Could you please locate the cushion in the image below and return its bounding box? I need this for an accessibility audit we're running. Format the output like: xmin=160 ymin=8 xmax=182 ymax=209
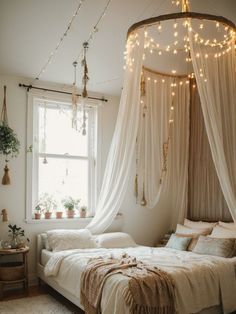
xmin=176 ymin=224 xmax=212 ymax=236
xmin=175 ymin=233 xmax=200 ymax=251
xmin=192 ymin=235 xmax=235 ymax=258
xmin=166 ymin=234 xmax=191 ymax=251
xmin=219 ymin=221 xmax=236 ymax=230
xmin=41 ymin=233 xmax=51 ymax=251
xmin=184 ymin=218 xmax=216 ymax=229
xmin=94 ymin=232 xmax=136 ymax=248
xmin=209 ymin=225 xmax=236 ymax=238
xmin=46 ymin=229 xmax=92 ymax=251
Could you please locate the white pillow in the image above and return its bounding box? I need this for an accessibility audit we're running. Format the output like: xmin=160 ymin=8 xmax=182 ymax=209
xmin=219 ymin=221 xmax=236 ymax=230
xmin=176 ymin=224 xmax=212 ymax=236
xmin=46 ymin=229 xmax=92 ymax=251
xmin=94 ymin=232 xmax=137 ymax=248
xmin=184 ymin=218 xmax=216 ymax=229
xmin=209 ymin=225 xmax=236 ymax=238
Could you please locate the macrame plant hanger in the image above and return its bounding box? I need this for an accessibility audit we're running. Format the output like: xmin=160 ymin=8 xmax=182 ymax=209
xmin=1 ymin=86 xmax=10 ymax=185
xmin=81 ymin=41 xmax=89 ymax=136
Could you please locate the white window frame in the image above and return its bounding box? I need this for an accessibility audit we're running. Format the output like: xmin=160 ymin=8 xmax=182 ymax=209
xmin=26 ymin=90 xmax=101 ymax=221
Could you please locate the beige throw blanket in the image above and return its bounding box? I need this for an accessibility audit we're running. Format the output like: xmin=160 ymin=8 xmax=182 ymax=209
xmin=80 ymin=254 xmax=175 ymax=314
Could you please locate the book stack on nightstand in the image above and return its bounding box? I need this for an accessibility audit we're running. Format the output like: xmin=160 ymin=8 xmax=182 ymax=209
xmin=156 ymin=233 xmax=172 ymax=247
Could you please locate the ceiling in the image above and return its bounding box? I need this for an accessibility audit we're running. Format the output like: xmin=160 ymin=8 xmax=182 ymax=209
xmin=0 ymin=0 xmax=236 ymax=96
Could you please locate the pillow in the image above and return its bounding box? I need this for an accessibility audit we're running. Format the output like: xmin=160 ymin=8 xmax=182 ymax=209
xmin=41 ymin=233 xmax=51 ymax=251
xmin=192 ymin=235 xmax=235 ymax=258
xmin=94 ymin=232 xmax=136 ymax=248
xmin=176 ymin=224 xmax=212 ymax=236
xmin=46 ymin=229 xmax=92 ymax=251
xmin=219 ymin=221 xmax=236 ymax=230
xmin=165 ymin=234 xmax=191 ymax=251
xmin=184 ymin=218 xmax=216 ymax=229
xmin=175 ymin=233 xmax=200 ymax=251
xmin=209 ymin=225 xmax=236 ymax=238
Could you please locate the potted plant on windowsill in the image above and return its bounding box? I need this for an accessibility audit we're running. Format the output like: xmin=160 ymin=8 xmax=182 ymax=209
xmin=79 ymin=205 xmax=87 ymax=218
xmin=39 ymin=193 xmax=57 ymax=219
xmin=34 ymin=204 xmax=42 ymax=220
xmin=55 ymin=210 xmax=63 ymax=219
xmin=62 ymin=197 xmax=80 ymax=218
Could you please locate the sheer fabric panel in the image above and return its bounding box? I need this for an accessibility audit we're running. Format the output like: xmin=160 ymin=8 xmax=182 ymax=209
xmin=190 ymin=36 xmax=236 ymax=222
xmin=87 ymin=30 xmax=144 ymax=234
xmin=188 ymin=85 xmax=232 ymax=222
xmin=138 ymin=70 xmax=190 ymax=227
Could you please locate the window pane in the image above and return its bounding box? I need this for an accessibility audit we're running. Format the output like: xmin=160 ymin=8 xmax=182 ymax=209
xmin=38 ymin=104 xmax=88 ymax=156
xmin=38 ymin=157 xmax=88 ymax=210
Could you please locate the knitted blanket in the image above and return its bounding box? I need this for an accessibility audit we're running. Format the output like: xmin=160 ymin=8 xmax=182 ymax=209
xmin=80 ymin=254 xmax=175 ymax=314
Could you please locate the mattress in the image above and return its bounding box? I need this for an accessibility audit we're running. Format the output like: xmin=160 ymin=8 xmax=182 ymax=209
xmin=41 ymin=249 xmax=53 ymax=266
xmin=42 ymin=246 xmax=236 ymax=314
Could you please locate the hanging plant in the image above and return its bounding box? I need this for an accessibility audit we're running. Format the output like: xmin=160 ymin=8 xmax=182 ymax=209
xmin=0 ymin=123 xmax=20 ymax=157
xmin=0 ymin=86 xmax=20 ymax=185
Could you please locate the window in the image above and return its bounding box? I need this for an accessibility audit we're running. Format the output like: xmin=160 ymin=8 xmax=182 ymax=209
xmin=26 ymin=93 xmax=98 ymax=219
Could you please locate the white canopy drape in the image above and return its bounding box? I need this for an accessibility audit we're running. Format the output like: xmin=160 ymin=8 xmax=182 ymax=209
xmin=190 ymin=36 xmax=236 ymax=222
xmin=87 ymin=30 xmax=144 ymax=234
xmin=137 ymin=69 xmax=189 ymax=227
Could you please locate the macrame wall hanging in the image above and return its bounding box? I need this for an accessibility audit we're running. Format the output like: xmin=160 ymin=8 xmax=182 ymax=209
xmin=0 ymin=86 xmax=20 ymax=185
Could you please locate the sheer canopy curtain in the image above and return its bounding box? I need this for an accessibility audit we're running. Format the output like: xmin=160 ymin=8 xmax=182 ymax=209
xmin=137 ymin=69 xmax=189 ymax=228
xmin=86 ymin=30 xmax=144 ymax=234
xmin=190 ymin=35 xmax=236 ymax=222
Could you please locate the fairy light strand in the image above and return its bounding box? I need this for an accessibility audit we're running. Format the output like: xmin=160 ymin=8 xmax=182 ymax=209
xmin=34 ymin=0 xmax=86 ymax=81
xmin=74 ymin=0 xmax=113 ymax=63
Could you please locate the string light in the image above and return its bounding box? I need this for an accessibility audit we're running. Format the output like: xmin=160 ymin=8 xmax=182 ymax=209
xmin=34 ymin=0 xmax=86 ymax=81
xmin=74 ymin=0 xmax=113 ymax=63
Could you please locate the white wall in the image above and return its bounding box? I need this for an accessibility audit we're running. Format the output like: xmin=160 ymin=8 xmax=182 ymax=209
xmin=0 ymin=74 xmax=172 ymax=284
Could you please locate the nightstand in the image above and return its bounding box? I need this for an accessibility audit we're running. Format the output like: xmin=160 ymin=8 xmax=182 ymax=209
xmin=0 ymin=246 xmax=29 ymax=299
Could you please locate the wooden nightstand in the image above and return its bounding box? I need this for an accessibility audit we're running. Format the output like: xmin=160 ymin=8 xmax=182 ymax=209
xmin=0 ymin=246 xmax=29 ymax=299
xmin=156 ymin=233 xmax=172 ymax=247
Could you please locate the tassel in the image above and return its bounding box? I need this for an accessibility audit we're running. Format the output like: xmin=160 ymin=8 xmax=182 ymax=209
xmin=140 ymin=183 xmax=147 ymax=206
xmin=2 ymin=164 xmax=10 ymax=185
xmin=1 ymin=209 xmax=8 ymax=222
xmin=134 ymin=174 xmax=138 ymax=202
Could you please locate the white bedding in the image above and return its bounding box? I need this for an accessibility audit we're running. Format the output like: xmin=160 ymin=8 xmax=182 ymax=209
xmin=44 ymin=246 xmax=236 ymax=314
xmin=41 ymin=249 xmax=54 ymax=266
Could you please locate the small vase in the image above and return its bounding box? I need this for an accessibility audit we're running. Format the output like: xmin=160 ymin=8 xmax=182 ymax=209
xmin=56 ymin=211 xmax=63 ymax=219
xmin=44 ymin=212 xmax=52 ymax=219
xmin=11 ymin=236 xmax=18 ymax=249
xmin=79 ymin=210 xmax=86 ymax=218
xmin=67 ymin=210 xmax=75 ymax=218
xmin=35 ymin=213 xmax=41 ymax=220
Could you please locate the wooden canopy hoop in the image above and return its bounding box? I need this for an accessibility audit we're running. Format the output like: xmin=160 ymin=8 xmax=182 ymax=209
xmin=127 ymin=12 xmax=236 ymax=39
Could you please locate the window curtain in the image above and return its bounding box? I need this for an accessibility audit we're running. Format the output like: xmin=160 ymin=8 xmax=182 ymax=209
xmin=137 ymin=69 xmax=189 ymax=228
xmin=86 ymin=30 xmax=144 ymax=234
xmin=190 ymin=35 xmax=236 ymax=222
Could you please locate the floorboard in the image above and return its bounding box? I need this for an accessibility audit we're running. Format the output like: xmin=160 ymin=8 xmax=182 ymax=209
xmin=0 ymin=284 xmax=85 ymax=313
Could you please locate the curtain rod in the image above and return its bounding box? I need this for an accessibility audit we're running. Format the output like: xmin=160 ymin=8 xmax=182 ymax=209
xmin=18 ymin=83 xmax=108 ymax=102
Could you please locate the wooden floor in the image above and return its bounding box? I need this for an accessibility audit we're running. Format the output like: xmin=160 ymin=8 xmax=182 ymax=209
xmin=0 ymin=284 xmax=84 ymax=314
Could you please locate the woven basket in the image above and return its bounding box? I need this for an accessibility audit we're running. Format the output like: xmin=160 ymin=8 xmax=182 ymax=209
xmin=0 ymin=262 xmax=24 ymax=281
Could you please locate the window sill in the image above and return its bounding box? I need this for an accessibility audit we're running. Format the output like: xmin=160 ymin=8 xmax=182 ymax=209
xmin=25 ymin=217 xmax=93 ymax=224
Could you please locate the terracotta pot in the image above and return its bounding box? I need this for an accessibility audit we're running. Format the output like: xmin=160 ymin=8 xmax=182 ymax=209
xmin=79 ymin=210 xmax=86 ymax=218
xmin=34 ymin=213 xmax=41 ymax=220
xmin=67 ymin=210 xmax=75 ymax=218
xmin=44 ymin=212 xmax=52 ymax=219
xmin=56 ymin=211 xmax=63 ymax=219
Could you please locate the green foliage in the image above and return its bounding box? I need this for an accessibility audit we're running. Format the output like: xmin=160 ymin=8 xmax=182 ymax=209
xmin=80 ymin=205 xmax=87 ymax=212
xmin=0 ymin=123 xmax=20 ymax=159
xmin=8 ymin=224 xmax=30 ymax=243
xmin=39 ymin=193 xmax=57 ymax=212
xmin=62 ymin=196 xmax=80 ymax=210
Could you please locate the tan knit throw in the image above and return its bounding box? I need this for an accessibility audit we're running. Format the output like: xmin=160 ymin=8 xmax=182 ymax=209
xmin=80 ymin=255 xmax=175 ymax=314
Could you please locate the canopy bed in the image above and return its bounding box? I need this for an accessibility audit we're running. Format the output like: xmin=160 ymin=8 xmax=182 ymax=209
xmin=38 ymin=0 xmax=236 ymax=313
